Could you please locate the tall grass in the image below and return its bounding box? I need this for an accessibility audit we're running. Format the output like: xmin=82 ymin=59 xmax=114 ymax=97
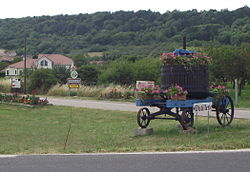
xmin=47 ymin=84 xmax=135 ymax=98
xmin=0 ymin=78 xmax=11 ymax=93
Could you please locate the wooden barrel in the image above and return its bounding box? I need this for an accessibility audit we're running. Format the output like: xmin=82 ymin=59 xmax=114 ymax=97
xmin=161 ymin=65 xmax=209 ymax=99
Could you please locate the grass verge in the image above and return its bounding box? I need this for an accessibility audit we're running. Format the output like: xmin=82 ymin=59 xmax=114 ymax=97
xmin=0 ymin=103 xmax=250 ymax=154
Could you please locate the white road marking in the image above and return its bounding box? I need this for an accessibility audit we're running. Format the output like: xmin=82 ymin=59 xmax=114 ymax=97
xmin=2 ymin=149 xmax=249 ymax=157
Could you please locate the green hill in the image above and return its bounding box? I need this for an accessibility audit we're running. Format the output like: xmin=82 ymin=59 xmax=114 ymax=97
xmin=0 ymin=6 xmax=249 ymax=58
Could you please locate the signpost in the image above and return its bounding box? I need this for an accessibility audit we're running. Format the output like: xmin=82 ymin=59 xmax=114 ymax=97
xmin=67 ymin=78 xmax=81 ymax=88
xmin=11 ymin=78 xmax=22 ymax=95
xmin=11 ymin=78 xmax=21 ymax=89
xmin=136 ymin=81 xmax=155 ymax=90
xmin=193 ymin=102 xmax=213 ymax=133
xmin=68 ymin=70 xmax=81 ymax=95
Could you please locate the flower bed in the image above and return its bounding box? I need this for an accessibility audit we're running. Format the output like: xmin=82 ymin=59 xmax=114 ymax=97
xmin=0 ymin=93 xmax=49 ymax=106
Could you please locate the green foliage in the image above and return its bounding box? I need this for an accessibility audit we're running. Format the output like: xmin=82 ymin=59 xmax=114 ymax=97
xmin=78 ymin=64 xmax=100 ymax=85
xmin=98 ymin=57 xmax=161 ymax=85
xmin=72 ymin=54 xmax=88 ymax=68
xmin=0 ymin=7 xmax=249 ymax=56
xmin=133 ymin=58 xmax=161 ymax=83
xmin=28 ymin=69 xmax=57 ymax=93
xmin=98 ymin=60 xmax=134 ymax=85
xmin=52 ymin=66 xmax=70 ymax=85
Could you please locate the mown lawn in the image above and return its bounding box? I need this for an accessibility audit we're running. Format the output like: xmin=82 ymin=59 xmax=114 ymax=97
xmin=0 ymin=103 xmax=250 ymax=154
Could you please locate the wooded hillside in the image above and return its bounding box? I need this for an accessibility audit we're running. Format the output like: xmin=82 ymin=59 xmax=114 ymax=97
xmin=0 ymin=6 xmax=249 ymax=58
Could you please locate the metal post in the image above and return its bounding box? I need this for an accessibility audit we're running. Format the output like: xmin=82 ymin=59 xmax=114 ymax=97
xmin=24 ymin=37 xmax=27 ymax=94
xmin=207 ymin=110 xmax=210 ymax=134
xmin=235 ymin=79 xmax=238 ymax=106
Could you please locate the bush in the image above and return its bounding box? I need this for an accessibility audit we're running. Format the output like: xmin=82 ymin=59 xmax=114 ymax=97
xmin=78 ymin=64 xmax=100 ymax=85
xmin=98 ymin=60 xmax=134 ymax=85
xmin=28 ymin=69 xmax=57 ymax=93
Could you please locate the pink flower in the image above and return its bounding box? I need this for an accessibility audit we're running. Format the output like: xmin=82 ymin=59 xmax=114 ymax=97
xmin=163 ymin=90 xmax=168 ymax=93
xmin=152 ymin=90 xmax=159 ymax=94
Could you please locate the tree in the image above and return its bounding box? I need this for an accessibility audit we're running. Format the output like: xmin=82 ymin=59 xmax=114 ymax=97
xmin=28 ymin=69 xmax=57 ymax=93
xmin=53 ymin=66 xmax=70 ymax=85
xmin=98 ymin=60 xmax=134 ymax=85
xmin=72 ymin=55 xmax=88 ymax=68
xmin=208 ymin=44 xmax=250 ymax=95
xmin=78 ymin=64 xmax=100 ymax=85
xmin=133 ymin=58 xmax=161 ymax=83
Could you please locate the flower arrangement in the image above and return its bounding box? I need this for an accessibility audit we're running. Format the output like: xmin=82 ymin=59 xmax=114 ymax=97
xmin=136 ymin=84 xmax=188 ymax=100
xmin=209 ymin=84 xmax=229 ymax=98
xmin=136 ymin=85 xmax=161 ymax=100
xmin=162 ymin=85 xmax=188 ymax=100
xmin=160 ymin=52 xmax=211 ymax=66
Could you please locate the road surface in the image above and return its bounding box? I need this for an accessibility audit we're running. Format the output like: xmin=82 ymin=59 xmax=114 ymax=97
xmin=1 ymin=150 xmax=250 ymax=172
xmin=46 ymin=97 xmax=250 ymax=119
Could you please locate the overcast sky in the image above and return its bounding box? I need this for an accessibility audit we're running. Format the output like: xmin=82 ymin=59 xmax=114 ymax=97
xmin=0 ymin=0 xmax=249 ymax=19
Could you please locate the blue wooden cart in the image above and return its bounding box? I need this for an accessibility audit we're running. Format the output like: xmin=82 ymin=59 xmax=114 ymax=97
xmin=135 ymin=95 xmax=234 ymax=130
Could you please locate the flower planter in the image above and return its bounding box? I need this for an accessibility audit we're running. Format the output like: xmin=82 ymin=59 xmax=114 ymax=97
xmin=161 ymin=65 xmax=209 ymax=99
xmin=171 ymin=95 xmax=187 ymax=100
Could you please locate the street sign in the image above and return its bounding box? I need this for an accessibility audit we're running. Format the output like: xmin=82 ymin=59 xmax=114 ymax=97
xmin=11 ymin=78 xmax=21 ymax=89
xmin=136 ymin=81 xmax=155 ymax=89
xmin=69 ymin=84 xmax=79 ymax=88
xmin=67 ymin=78 xmax=81 ymax=88
xmin=193 ymin=102 xmax=212 ymax=112
xmin=70 ymin=71 xmax=78 ymax=79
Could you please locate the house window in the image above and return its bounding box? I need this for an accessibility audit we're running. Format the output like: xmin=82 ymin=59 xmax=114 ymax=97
xmin=40 ymin=60 xmax=48 ymax=67
xmin=14 ymin=70 xmax=17 ymax=75
xmin=6 ymin=70 xmax=9 ymax=76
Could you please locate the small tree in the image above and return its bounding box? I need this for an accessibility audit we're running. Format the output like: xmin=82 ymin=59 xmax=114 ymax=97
xmin=78 ymin=64 xmax=100 ymax=85
xmin=98 ymin=60 xmax=134 ymax=85
xmin=208 ymin=44 xmax=250 ymax=95
xmin=29 ymin=69 xmax=57 ymax=93
xmin=53 ymin=66 xmax=70 ymax=85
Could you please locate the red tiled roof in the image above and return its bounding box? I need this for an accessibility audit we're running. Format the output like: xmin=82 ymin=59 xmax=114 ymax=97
xmin=38 ymin=54 xmax=73 ymax=65
xmin=0 ymin=56 xmax=14 ymax=62
xmin=8 ymin=58 xmax=37 ymax=69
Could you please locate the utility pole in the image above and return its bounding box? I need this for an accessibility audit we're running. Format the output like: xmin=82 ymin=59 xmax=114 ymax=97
xmin=183 ymin=36 xmax=186 ymax=50
xmin=24 ymin=37 xmax=27 ymax=94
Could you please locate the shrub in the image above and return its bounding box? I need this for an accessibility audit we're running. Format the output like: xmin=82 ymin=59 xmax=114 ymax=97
xmin=28 ymin=69 xmax=57 ymax=93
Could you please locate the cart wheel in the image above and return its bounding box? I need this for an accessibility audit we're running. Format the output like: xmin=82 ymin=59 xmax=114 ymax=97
xmin=180 ymin=109 xmax=194 ymax=130
xmin=137 ymin=108 xmax=151 ymax=128
xmin=216 ymin=96 xmax=234 ymax=127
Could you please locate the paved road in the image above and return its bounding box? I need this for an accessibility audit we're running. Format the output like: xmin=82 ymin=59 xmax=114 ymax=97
xmin=47 ymin=97 xmax=250 ymax=119
xmin=1 ymin=150 xmax=250 ymax=172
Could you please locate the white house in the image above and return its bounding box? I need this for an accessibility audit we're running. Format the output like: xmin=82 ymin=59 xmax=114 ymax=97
xmin=4 ymin=54 xmax=74 ymax=76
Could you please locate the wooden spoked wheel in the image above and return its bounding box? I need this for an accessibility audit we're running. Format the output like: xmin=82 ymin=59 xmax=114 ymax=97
xmin=180 ymin=109 xmax=194 ymax=130
xmin=137 ymin=108 xmax=151 ymax=128
xmin=216 ymin=96 xmax=234 ymax=127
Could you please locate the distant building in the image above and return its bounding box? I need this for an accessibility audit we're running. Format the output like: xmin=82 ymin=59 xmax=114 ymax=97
xmin=4 ymin=54 xmax=74 ymax=76
xmin=0 ymin=56 xmax=14 ymax=62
